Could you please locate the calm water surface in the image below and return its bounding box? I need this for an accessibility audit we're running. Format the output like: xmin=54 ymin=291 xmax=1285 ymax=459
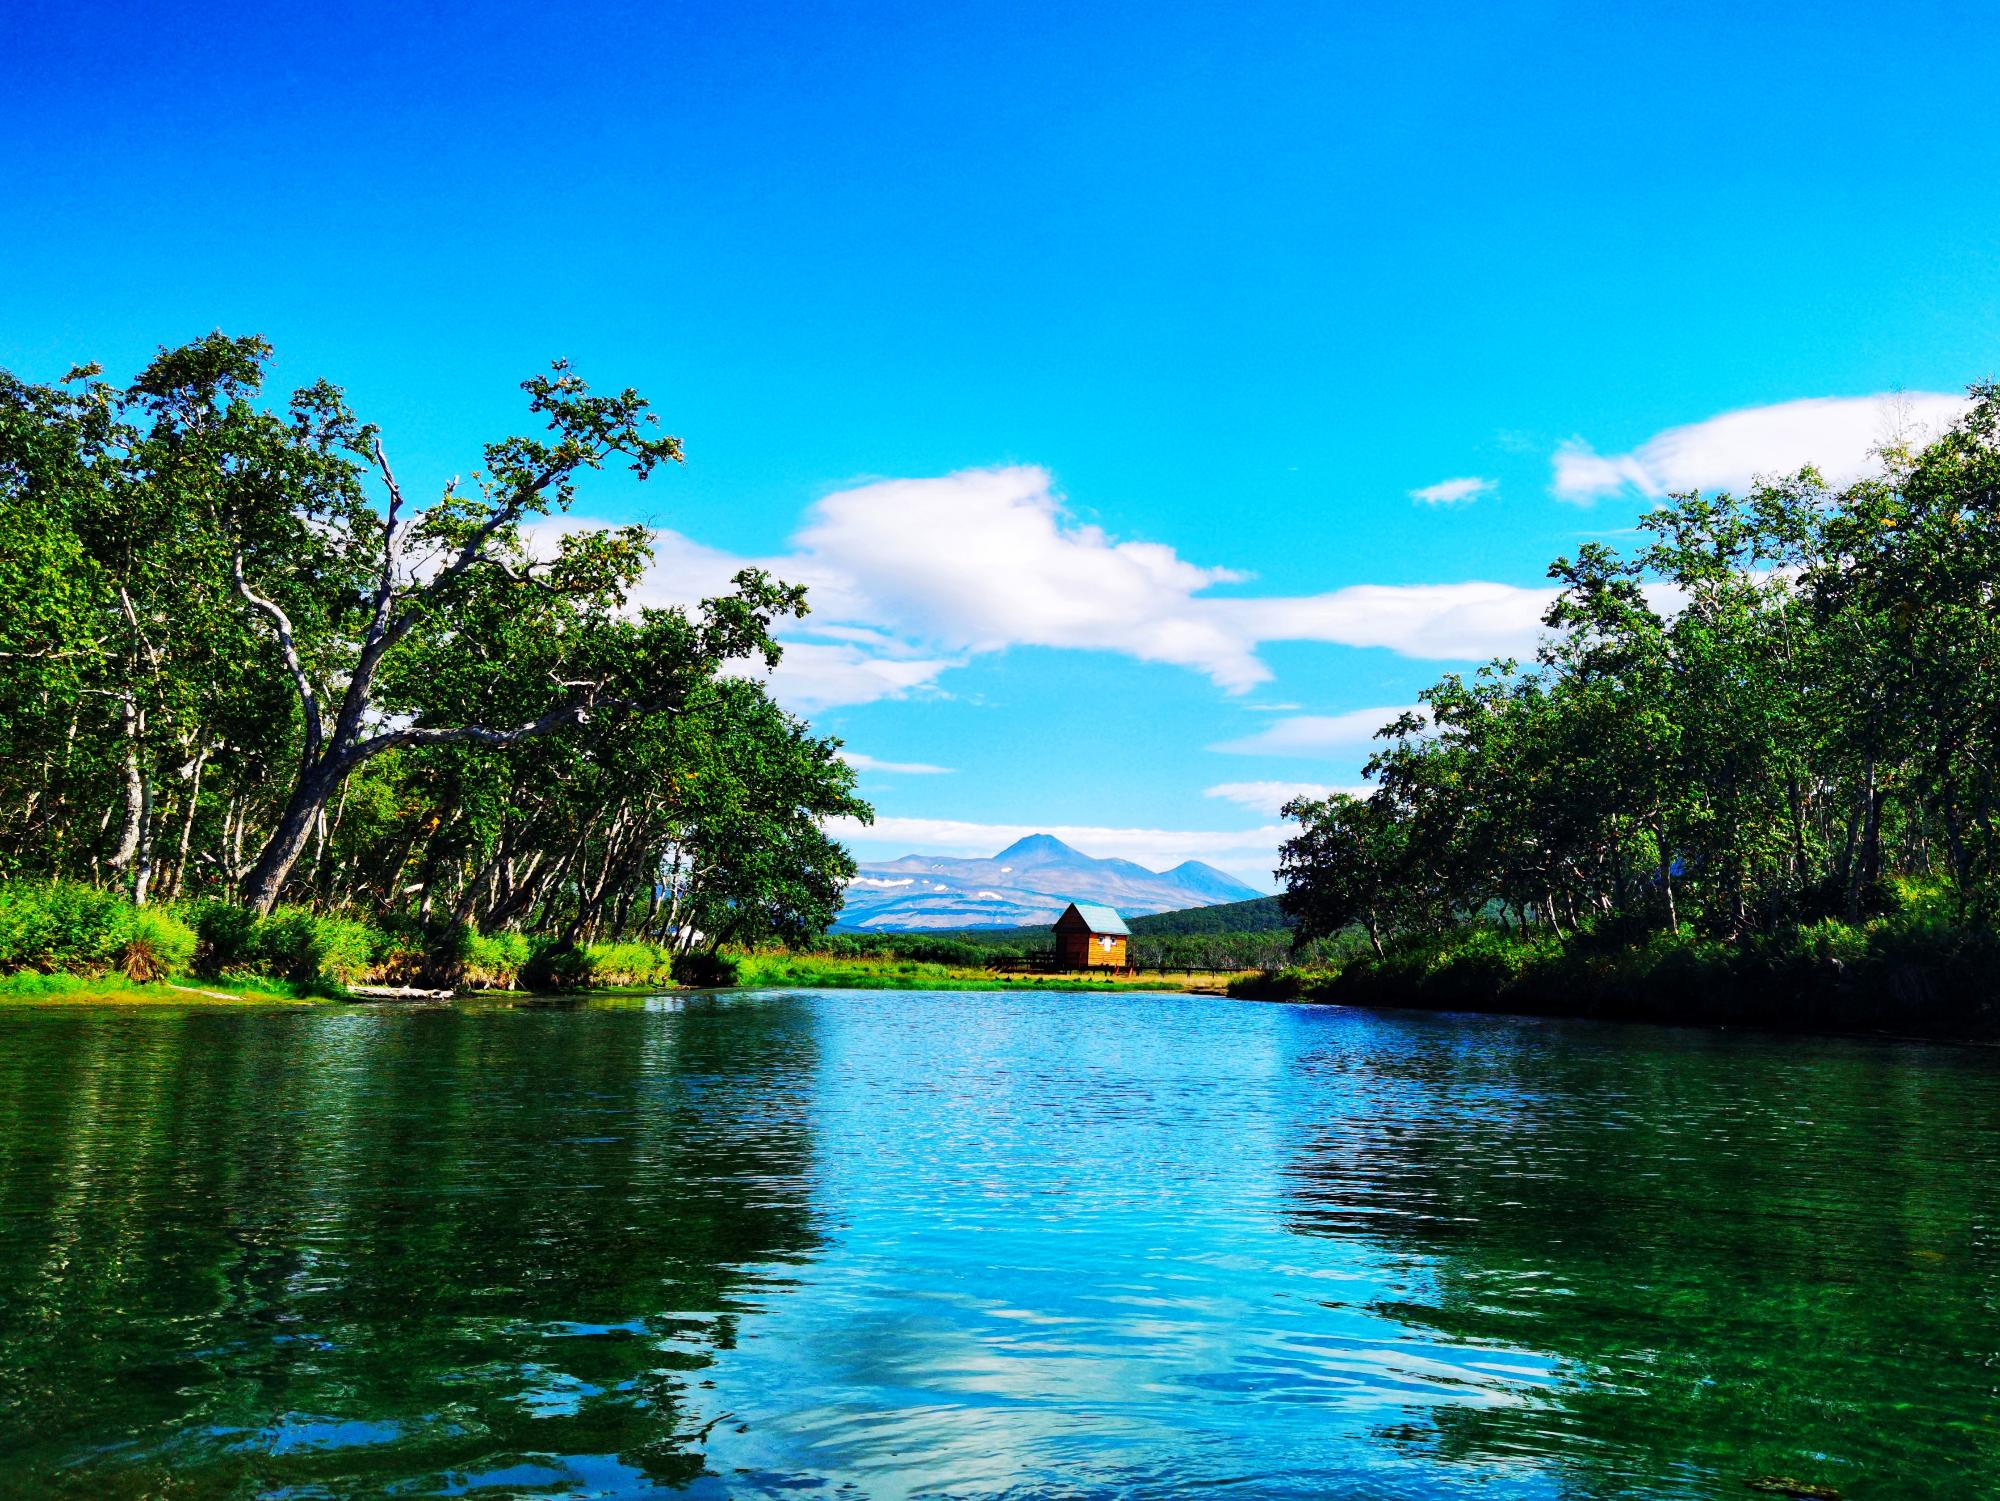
xmin=0 ymin=990 xmax=1995 ymax=1499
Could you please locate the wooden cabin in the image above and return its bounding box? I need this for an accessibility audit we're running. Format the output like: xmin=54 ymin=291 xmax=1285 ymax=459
xmin=1054 ymin=902 xmax=1130 ymax=969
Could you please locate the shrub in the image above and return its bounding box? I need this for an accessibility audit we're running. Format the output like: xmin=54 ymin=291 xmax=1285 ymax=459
xmin=1790 ymin=918 xmax=1870 ymax=968
xmin=172 ymin=899 xmax=380 ymax=987
xmin=117 ymin=907 xmax=197 ymax=982
xmin=369 ymin=915 xmax=443 ymax=986
xmin=303 ymin=915 xmax=377 ymax=986
xmin=1887 ymin=875 xmax=1955 ymax=924
xmin=582 ymin=941 xmax=674 ymax=987
xmin=521 ymin=938 xmax=594 ymax=992
xmin=0 ymin=883 xmax=198 ymax=982
xmin=369 ymin=931 xmax=429 ymax=985
xmin=239 ymin=907 xmax=317 ymax=980
xmin=1228 ymin=966 xmax=1309 ymax=1001
xmin=0 ymin=881 xmax=137 ymax=974
xmin=464 ymin=930 xmax=531 ymax=988
xmin=181 ymin=898 xmax=259 ymax=974
xmin=195 ymin=906 xmax=378 ymax=988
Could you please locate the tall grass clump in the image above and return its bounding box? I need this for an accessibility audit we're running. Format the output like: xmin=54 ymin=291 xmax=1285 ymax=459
xmin=464 ymin=930 xmax=531 ymax=988
xmin=117 ymin=907 xmax=198 ymax=981
xmin=582 ymin=941 xmax=675 ymax=987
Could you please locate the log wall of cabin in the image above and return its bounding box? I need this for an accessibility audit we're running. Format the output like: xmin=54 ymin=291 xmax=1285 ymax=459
xmin=1057 ymin=931 xmax=1127 ymax=967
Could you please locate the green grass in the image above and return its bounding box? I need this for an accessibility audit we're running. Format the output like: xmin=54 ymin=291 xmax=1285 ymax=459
xmin=0 ymin=971 xmax=335 ymax=1005
xmin=721 ymin=952 xmax=1251 ymax=992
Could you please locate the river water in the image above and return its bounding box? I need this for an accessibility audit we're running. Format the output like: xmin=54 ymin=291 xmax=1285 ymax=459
xmin=0 ymin=989 xmax=1995 ymax=1499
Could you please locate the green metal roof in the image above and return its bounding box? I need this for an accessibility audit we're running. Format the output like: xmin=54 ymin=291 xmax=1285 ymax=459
xmin=1058 ymin=902 xmax=1130 ymax=936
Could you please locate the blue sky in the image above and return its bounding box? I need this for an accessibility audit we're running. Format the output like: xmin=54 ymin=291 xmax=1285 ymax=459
xmin=5 ymin=0 xmax=1996 ymax=886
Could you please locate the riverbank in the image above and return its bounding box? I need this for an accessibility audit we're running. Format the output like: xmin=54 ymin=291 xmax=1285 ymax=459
xmin=0 ymin=879 xmax=1263 ymax=1004
xmin=0 ymin=972 xmax=336 ymax=1006
xmin=1230 ymin=916 xmax=2000 ymax=1041
xmin=721 ymin=952 xmax=1249 ymax=993
xmin=0 ymin=959 xmax=1249 ymax=1006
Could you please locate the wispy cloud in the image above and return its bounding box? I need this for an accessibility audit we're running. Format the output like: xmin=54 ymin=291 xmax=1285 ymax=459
xmin=1410 ymin=475 xmax=1495 ymax=506
xmin=1553 ymin=391 xmax=1969 ymax=505
xmin=744 ymin=641 xmax=961 ymax=712
xmin=837 ymin=751 xmax=955 ymax=775
xmin=1203 ymin=780 xmax=1369 ymax=816
xmin=1221 ymin=584 xmax=1551 ymax=663
xmin=1210 ymin=704 xmax=1424 ymax=757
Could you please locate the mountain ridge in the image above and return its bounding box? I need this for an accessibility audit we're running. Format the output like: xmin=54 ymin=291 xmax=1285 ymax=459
xmin=836 ymin=834 xmax=1265 ymax=931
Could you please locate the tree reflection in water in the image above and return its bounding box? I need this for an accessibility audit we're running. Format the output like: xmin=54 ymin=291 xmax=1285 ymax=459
xmin=5 ymin=995 xmax=2000 ymax=1501
xmin=1278 ymin=1011 xmax=2000 ymax=1500
xmin=0 ymin=997 xmax=824 ymax=1497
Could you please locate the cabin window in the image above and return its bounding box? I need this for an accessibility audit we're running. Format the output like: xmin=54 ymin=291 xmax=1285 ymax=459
xmin=1099 ymin=935 xmax=1112 ymax=951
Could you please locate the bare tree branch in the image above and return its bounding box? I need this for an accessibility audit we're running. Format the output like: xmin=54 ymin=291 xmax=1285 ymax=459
xmin=232 ymin=550 xmax=324 ymax=761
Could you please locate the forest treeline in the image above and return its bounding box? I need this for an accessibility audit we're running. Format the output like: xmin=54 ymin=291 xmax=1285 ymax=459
xmin=1271 ymin=385 xmax=2000 ymax=1032
xmin=0 ymin=335 xmax=868 ymax=985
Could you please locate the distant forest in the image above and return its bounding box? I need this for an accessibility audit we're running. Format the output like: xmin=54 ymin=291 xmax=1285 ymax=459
xmin=924 ymin=894 xmax=1288 ymax=941
xmin=821 ymin=896 xmax=1304 ymax=970
xmin=1132 ymin=896 xmax=1288 ymax=934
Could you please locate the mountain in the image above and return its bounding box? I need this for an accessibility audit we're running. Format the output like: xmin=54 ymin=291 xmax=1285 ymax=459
xmin=1162 ymin=860 xmax=1263 ymax=903
xmin=835 ymin=895 xmax=1294 ymax=949
xmin=836 ymin=834 xmax=1265 ymax=931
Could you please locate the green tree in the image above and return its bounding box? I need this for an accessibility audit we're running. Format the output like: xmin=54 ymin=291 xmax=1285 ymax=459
xmin=1278 ymin=791 xmax=1411 ymax=957
xmin=0 ymin=334 xmax=875 ymax=957
xmin=1276 ymin=384 xmax=2000 ymax=963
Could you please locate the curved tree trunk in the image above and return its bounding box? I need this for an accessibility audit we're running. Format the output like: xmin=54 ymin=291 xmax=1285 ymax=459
xmin=240 ymin=763 xmax=344 ymax=915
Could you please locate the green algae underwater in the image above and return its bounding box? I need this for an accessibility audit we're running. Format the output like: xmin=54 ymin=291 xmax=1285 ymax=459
xmin=0 ymin=988 xmax=1994 ymax=1499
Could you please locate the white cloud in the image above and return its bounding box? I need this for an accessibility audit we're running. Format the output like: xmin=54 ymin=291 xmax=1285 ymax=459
xmin=1410 ymin=475 xmax=1496 ymax=506
xmin=837 ymin=751 xmax=955 ymax=775
xmin=556 ymin=470 xmax=1553 ymax=710
xmin=1210 ymin=704 xmax=1425 ymax=757
xmin=1553 ymin=391 xmax=1969 ymax=504
xmin=1203 ymin=781 xmax=1371 ymax=816
xmin=825 ymin=813 xmax=1284 ymax=887
xmin=794 ymin=466 xmax=1271 ymax=689
xmin=791 ymin=470 xmax=1553 ymax=684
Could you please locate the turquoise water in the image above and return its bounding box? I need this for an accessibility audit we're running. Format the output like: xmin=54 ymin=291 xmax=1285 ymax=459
xmin=0 ymin=989 xmax=1996 ymax=1498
